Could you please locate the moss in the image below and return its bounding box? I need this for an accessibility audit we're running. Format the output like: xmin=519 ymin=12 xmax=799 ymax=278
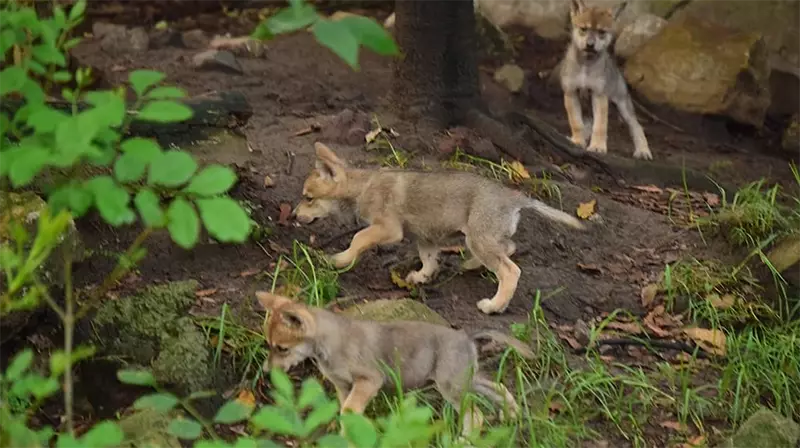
xmin=719 ymin=409 xmax=799 ymax=448
xmin=342 ymin=298 xmax=450 ymax=327
xmin=92 ymin=280 xmax=212 ymax=391
xmin=118 ymin=408 xmax=181 ymax=448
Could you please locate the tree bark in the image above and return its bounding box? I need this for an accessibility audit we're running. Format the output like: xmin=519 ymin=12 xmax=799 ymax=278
xmin=391 ymin=0 xmax=481 ymax=126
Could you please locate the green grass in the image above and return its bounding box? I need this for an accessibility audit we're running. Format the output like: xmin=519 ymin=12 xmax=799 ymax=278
xmin=268 ymin=240 xmax=340 ymax=308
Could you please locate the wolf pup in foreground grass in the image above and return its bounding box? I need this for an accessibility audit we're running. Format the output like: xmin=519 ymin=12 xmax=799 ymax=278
xmin=560 ymin=0 xmax=653 ymax=160
xmin=296 ymin=142 xmax=585 ymax=314
xmin=256 ymin=291 xmax=534 ymax=437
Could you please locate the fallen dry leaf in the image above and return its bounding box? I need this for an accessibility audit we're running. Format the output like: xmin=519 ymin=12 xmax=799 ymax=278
xmin=195 ymin=288 xmax=218 ymax=298
xmin=558 ymin=334 xmax=582 ymax=350
xmin=679 ymin=435 xmax=706 ymax=448
xmin=236 ymin=389 xmax=256 ymax=408
xmin=278 ymin=203 xmax=292 ymax=226
xmin=683 ymin=327 xmax=726 ymax=356
xmin=659 ymin=420 xmax=686 ymax=432
xmin=644 ymin=311 xmax=672 ymax=337
xmin=309 ymin=234 xmax=317 ymax=245
xmin=508 ymin=160 xmax=530 ymax=180
xmin=577 ymin=263 xmax=603 ymax=275
xmin=605 ymin=321 xmax=644 ymax=335
xmin=365 ymin=128 xmax=382 ymax=143
xmin=707 ymin=293 xmax=735 ymax=310
xmin=632 ymin=185 xmax=663 ymax=194
xmin=390 ymin=269 xmax=412 ymax=290
xmin=576 ymin=199 xmax=597 ymax=219
xmin=239 ymin=267 xmax=261 ymax=278
xmin=640 ymin=283 xmax=659 ymax=308
xmin=263 ymin=175 xmax=274 ymax=188
xmin=703 ymin=192 xmax=720 ymax=207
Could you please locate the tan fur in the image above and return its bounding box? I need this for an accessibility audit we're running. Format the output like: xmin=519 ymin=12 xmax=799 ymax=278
xmin=298 ymin=143 xmax=585 ymax=315
xmin=256 ymin=291 xmax=534 ymax=437
xmin=560 ymin=0 xmax=653 ymax=160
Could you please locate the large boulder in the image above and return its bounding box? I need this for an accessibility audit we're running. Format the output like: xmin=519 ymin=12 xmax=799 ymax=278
xmin=716 ymin=408 xmax=799 ymax=448
xmin=624 ymin=16 xmax=771 ymax=127
xmin=614 ymin=13 xmax=666 ymax=60
xmin=118 ymin=408 xmax=181 ymax=448
xmin=342 ymin=298 xmax=450 ymax=326
xmin=89 ymin=280 xmax=213 ymax=392
xmin=671 ymin=0 xmax=800 ymax=118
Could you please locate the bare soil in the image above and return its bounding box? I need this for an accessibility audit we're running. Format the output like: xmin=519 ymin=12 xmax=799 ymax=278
xmin=8 ymin=4 xmax=799 ymax=447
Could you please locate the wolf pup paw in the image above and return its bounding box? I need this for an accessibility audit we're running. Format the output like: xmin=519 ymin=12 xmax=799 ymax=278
xmin=587 ymin=142 xmax=608 ymax=154
xmin=477 ymin=298 xmax=505 ymax=314
xmin=633 ymin=147 xmax=653 ymax=160
xmin=329 ymin=251 xmax=355 ymax=269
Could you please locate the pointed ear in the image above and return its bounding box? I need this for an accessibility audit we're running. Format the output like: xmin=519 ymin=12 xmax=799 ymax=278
xmin=314 ymin=142 xmax=346 ymax=181
xmin=280 ymin=309 xmax=313 ymax=334
xmin=611 ymin=1 xmax=628 ymax=20
xmin=255 ymin=291 xmax=291 ymax=311
xmin=570 ymin=0 xmax=585 ymax=15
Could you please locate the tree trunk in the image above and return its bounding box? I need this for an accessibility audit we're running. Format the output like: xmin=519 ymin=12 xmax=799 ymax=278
xmin=391 ymin=0 xmax=481 ymax=126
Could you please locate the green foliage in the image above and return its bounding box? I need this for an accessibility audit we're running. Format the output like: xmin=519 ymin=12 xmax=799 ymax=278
xmin=251 ymin=0 xmax=398 ymax=70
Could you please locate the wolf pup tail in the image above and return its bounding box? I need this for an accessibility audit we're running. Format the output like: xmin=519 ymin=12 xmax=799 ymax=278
xmin=470 ymin=330 xmax=535 ymax=359
xmin=525 ymin=199 xmax=585 ymax=230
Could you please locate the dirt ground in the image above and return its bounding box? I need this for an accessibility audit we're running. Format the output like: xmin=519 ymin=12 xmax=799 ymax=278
xmin=15 ymin=4 xmax=799 ymax=446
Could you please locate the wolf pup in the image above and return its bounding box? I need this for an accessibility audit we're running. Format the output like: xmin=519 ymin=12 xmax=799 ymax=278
xmin=559 ymin=0 xmax=653 ymax=160
xmin=299 ymin=142 xmax=585 ymax=315
xmin=256 ymin=291 xmax=534 ymax=436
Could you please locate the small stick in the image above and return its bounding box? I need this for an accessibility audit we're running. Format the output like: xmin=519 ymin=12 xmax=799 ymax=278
xmin=633 ymin=99 xmax=686 ymax=134
xmin=293 ymin=123 xmax=321 ymax=137
xmin=285 ymin=150 xmax=296 ymax=175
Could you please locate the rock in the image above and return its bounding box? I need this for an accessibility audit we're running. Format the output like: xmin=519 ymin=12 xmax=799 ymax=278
xmin=716 ymin=409 xmax=799 ymax=448
xmin=614 ymin=13 xmax=667 ymax=59
xmin=342 ymin=298 xmax=449 ymax=327
xmin=669 ymin=0 xmax=800 ymax=119
xmin=782 ymin=114 xmax=800 ymax=153
xmin=118 ymin=408 xmax=181 ymax=448
xmin=493 ymin=64 xmax=525 ymax=93
xmin=181 ymin=29 xmax=209 ymax=49
xmin=624 ymin=16 xmax=771 ymax=128
xmin=320 ymin=109 xmax=371 ymax=146
xmin=99 ymin=25 xmax=149 ymax=54
xmin=89 ymin=280 xmax=213 ymax=392
xmin=192 ymin=50 xmax=243 ymax=74
xmin=149 ymin=28 xmax=182 ymax=48
xmin=92 ymin=22 xmax=122 ymax=39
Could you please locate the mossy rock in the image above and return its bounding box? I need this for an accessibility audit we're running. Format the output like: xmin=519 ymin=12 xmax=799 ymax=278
xmin=342 ymin=298 xmax=449 ymax=327
xmin=90 ymin=280 xmax=212 ymax=392
xmin=117 ymin=408 xmax=181 ymax=448
xmin=716 ymin=409 xmax=800 ymax=448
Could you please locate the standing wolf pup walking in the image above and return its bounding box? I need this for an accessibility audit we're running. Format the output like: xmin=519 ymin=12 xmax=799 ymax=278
xmin=559 ymin=0 xmax=653 ymax=160
xmin=297 ymin=142 xmax=584 ymax=315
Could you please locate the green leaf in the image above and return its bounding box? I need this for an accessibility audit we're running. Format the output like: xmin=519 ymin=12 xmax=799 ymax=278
xmin=148 ymin=150 xmax=197 ymax=187
xmin=167 ymin=198 xmax=200 ymax=249
xmin=20 ymin=78 xmax=46 ymax=103
xmin=269 ymin=368 xmax=295 ymax=403
xmin=121 ymin=137 xmax=162 ymax=157
xmin=137 ymin=100 xmax=193 ymax=123
xmin=316 ymin=434 xmax=349 ymax=448
xmin=55 ymin=434 xmax=79 ymax=448
xmin=0 ymin=66 xmax=27 ymax=96
xmin=129 ymin=70 xmax=165 ymax=96
xmin=9 ymin=146 xmax=48 ymax=187
xmin=145 ymin=86 xmax=186 ymax=99
xmin=28 ymin=375 xmax=60 ymax=399
xmin=48 ymin=184 xmax=93 ymax=217
xmin=134 ymin=189 xmax=165 ymax=228
xmin=117 ymin=369 xmax=156 ymax=387
xmin=251 ymin=23 xmax=273 ymax=41
xmin=86 ymin=176 xmax=136 ymax=226
xmin=80 ymin=421 xmax=124 ymax=448
xmin=6 ymin=349 xmax=33 ymax=381
xmin=167 ymin=418 xmax=203 ymax=440
xmin=133 ymin=392 xmax=180 ymax=413
xmin=312 ymin=19 xmax=359 ymax=69
xmin=83 ymin=91 xmax=126 ymax=128
xmin=264 ymin=3 xmax=319 ymax=34
xmin=302 ymin=400 xmax=338 ymax=436
xmin=184 ymin=165 xmax=237 ymax=196
xmin=196 ymin=197 xmax=251 ymax=243
xmin=298 ymin=379 xmax=326 ymax=409
xmin=69 ymin=0 xmax=87 ymax=22
xmin=341 ymin=413 xmax=378 ymax=448
xmin=195 ymin=441 xmax=232 ymax=448
xmin=64 ymin=36 xmax=82 ymax=50
xmin=114 ymin=152 xmax=148 ymax=182
xmin=31 ymin=43 xmax=67 ymax=66
xmin=0 ymin=29 xmax=18 ymax=56
xmin=213 ymin=400 xmax=253 ymax=424
xmin=52 ymin=71 xmax=72 ymax=83
xmin=187 ymin=390 xmax=217 ymax=401
xmin=338 ymin=16 xmax=398 ymax=56
xmin=49 ymin=345 xmax=96 ymax=376
xmin=250 ymin=406 xmax=300 ymax=436
xmin=27 ymin=106 xmax=69 ymax=133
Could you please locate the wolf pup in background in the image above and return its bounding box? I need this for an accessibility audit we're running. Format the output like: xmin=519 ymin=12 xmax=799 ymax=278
xmin=559 ymin=0 xmax=653 ymax=160
xmin=298 ymin=142 xmax=585 ymax=314
xmin=256 ymin=291 xmax=534 ymax=437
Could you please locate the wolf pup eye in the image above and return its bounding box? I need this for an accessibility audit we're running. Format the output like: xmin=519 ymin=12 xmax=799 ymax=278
xmin=272 ymin=345 xmax=290 ymax=355
xmin=597 ymin=30 xmax=607 ymax=38
xmin=579 ymin=27 xmax=588 ymax=34
xmin=303 ymin=194 xmax=314 ymax=202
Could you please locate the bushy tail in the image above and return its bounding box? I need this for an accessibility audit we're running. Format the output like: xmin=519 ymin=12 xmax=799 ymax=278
xmin=472 ymin=377 xmax=520 ymax=419
xmin=525 ymin=198 xmax=585 ymax=230
xmin=470 ymin=330 xmax=535 ymax=359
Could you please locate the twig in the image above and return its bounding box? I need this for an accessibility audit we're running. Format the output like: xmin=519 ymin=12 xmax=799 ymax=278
xmin=633 ymin=99 xmax=686 ymax=134
xmin=292 ymin=123 xmax=321 ymax=137
xmin=285 ymin=150 xmax=296 ymax=175
xmin=63 ymin=245 xmax=75 ymax=435
xmin=574 ymin=337 xmax=710 ymax=359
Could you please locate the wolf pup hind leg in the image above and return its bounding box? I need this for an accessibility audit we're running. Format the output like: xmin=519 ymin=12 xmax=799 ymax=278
xmin=560 ymin=0 xmax=653 ymax=160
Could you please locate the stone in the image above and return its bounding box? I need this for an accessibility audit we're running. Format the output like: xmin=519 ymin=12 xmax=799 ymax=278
xmin=624 ymin=16 xmax=771 ymax=128
xmin=320 ymin=109 xmax=371 ymax=146
xmin=181 ymin=29 xmax=209 ymax=49
xmin=118 ymin=408 xmax=181 ymax=448
xmin=782 ymin=114 xmax=800 ymax=153
xmin=494 ymin=63 xmax=525 ymax=93
xmin=192 ymin=50 xmax=243 ymax=74
xmin=614 ymin=13 xmax=667 ymax=59
xmin=99 ymin=25 xmax=149 ymax=54
xmin=716 ymin=409 xmax=799 ymax=448
xmin=149 ymin=28 xmax=182 ymax=48
xmin=90 ymin=280 xmax=213 ymax=392
xmin=342 ymin=298 xmax=450 ymax=327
